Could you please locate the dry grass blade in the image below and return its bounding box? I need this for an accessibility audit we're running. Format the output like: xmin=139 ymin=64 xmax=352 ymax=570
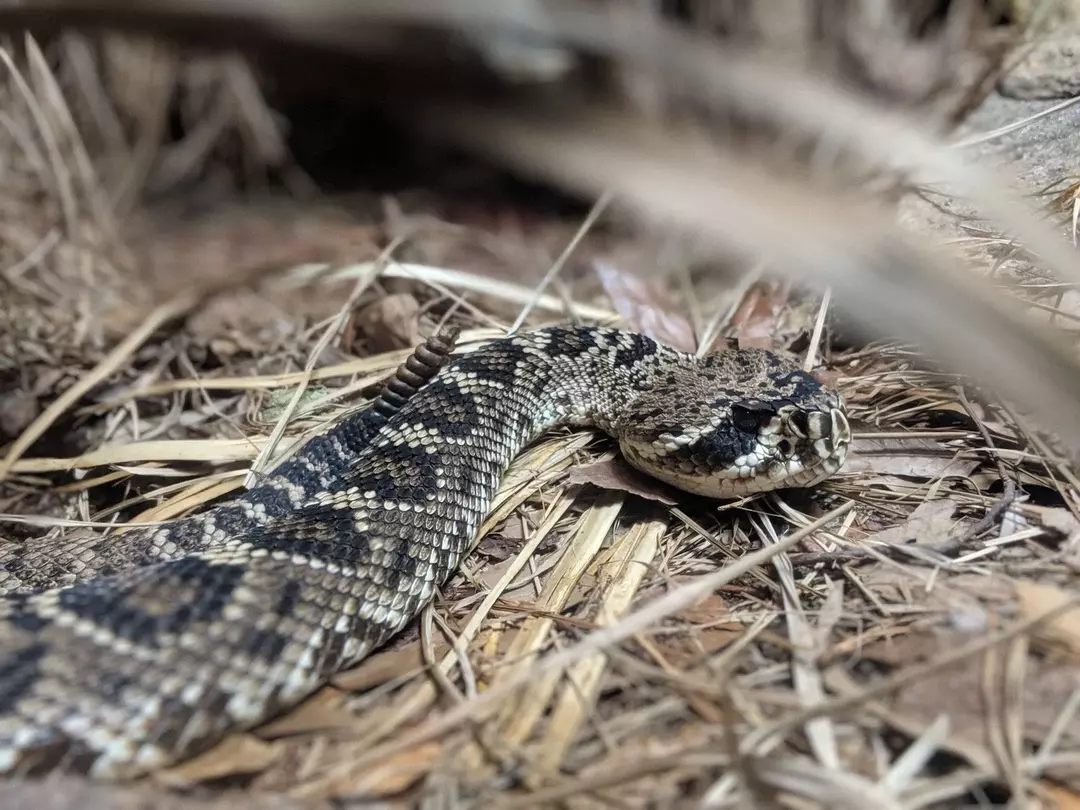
xmin=881 ymin=714 xmax=952 ymax=792
xmin=752 ymin=513 xmax=840 ymax=771
xmin=244 ymin=260 xmax=379 ymax=488
xmin=533 ymin=516 xmax=666 ymax=775
xmin=742 ymin=594 xmax=1080 ymax=761
xmin=290 ymin=439 xmax=587 ymax=799
xmin=6 ymin=437 xmax=266 ymax=473
xmin=292 ymin=262 xmax=617 ymax=323
xmin=508 ymin=190 xmax=612 ymax=334
xmin=741 ymin=756 xmax=905 ymax=810
xmin=474 ymin=490 xmax=625 ymax=769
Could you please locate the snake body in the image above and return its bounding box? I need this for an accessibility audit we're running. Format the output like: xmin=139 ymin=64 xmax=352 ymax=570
xmin=0 ymin=326 xmax=850 ymax=779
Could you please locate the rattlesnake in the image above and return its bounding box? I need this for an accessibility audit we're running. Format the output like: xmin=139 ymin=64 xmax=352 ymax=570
xmin=0 ymin=325 xmax=850 ymax=779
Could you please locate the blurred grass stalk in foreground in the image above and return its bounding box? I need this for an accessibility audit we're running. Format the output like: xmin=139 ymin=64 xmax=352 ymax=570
xmin=3 ymin=0 xmax=1080 ymax=445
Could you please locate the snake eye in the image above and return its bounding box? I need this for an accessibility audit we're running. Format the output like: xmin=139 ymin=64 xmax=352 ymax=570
xmin=732 ymin=401 xmax=772 ymax=433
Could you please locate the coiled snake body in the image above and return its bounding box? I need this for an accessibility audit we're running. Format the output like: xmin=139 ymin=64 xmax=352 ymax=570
xmin=0 ymin=326 xmax=850 ymax=779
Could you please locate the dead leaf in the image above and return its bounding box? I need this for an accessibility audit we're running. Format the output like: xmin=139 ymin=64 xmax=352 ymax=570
xmin=860 ymin=629 xmax=970 ymax=667
xmin=863 ymin=498 xmax=960 ymax=548
xmin=844 ymin=436 xmax=979 ymax=480
xmin=859 ymin=570 xmax=1013 ymax=616
xmin=346 ymin=292 xmax=422 ymax=354
xmin=729 ymin=280 xmax=791 ymax=350
xmin=1016 ymin=579 xmax=1080 ymax=658
xmin=657 ymin=623 xmax=745 ymax=668
xmin=476 ymin=516 xmax=532 ymax=561
xmin=294 ymin=742 xmax=443 ymax=800
xmin=676 ymin=593 xmax=731 ymax=625
xmin=593 ymin=260 xmax=696 ymax=352
xmin=256 ymin=686 xmax=351 ymax=739
xmin=890 ymin=657 xmax=1080 ymax=758
xmin=566 ymin=458 xmax=677 ymax=505
xmin=153 ymin=733 xmax=282 ymax=787
xmin=812 ymin=368 xmax=843 ymax=388
xmin=332 ymin=641 xmax=446 ymax=692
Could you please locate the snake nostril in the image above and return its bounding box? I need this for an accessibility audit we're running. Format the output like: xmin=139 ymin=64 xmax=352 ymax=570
xmin=777 ymin=439 xmax=794 ymax=457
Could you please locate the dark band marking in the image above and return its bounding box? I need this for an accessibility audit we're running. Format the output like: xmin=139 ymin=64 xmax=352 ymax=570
xmin=0 ymin=641 xmax=48 ymax=714
xmin=613 ymin=332 xmax=660 ymax=369
xmin=56 ymin=558 xmax=248 ymax=646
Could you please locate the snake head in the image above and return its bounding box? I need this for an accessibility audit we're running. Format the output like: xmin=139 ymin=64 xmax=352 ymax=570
xmin=616 ymin=349 xmax=851 ymax=499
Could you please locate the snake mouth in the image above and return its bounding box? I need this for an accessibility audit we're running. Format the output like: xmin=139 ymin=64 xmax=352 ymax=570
xmin=765 ymin=405 xmax=851 ymax=490
xmin=744 ymin=405 xmax=851 ymax=495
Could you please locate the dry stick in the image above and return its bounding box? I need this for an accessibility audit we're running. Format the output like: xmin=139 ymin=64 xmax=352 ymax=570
xmin=949 ymin=386 xmax=1018 ymax=549
xmin=309 ymin=500 xmax=857 ymax=781
xmin=0 ymin=289 xmax=200 ymax=482
xmin=803 ymin=287 xmax=832 ymax=373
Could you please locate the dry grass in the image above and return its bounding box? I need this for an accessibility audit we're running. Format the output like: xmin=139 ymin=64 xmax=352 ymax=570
xmin=2 ymin=3 xmax=1080 ymax=809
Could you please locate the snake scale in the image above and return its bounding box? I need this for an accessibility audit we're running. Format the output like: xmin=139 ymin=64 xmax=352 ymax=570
xmin=0 ymin=325 xmax=850 ymax=780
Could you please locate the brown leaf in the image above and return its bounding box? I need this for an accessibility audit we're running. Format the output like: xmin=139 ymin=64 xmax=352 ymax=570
xmin=347 ymin=292 xmax=422 ymax=354
xmin=862 ymin=498 xmax=959 ymax=548
xmin=856 ymin=628 xmax=942 ymax=667
xmin=676 ymin=593 xmax=731 ymax=624
xmin=1025 ymin=505 xmax=1080 ymax=539
xmin=256 ymin=686 xmax=351 ymax=739
xmin=1016 ymin=579 xmax=1080 ymax=659
xmin=812 ymin=368 xmax=843 ymax=389
xmin=332 ymin=640 xmax=446 ymax=692
xmin=153 ymin=733 xmax=282 ymax=787
xmin=296 ymin=742 xmax=443 ymax=801
xmin=657 ymin=623 xmax=745 ymax=668
xmin=844 ymin=436 xmax=979 ymax=480
xmin=566 ymin=458 xmax=678 ymax=505
xmin=853 ymin=629 xmax=1080 ymax=787
xmin=860 ymin=570 xmax=1013 ymax=617
xmin=890 ymin=656 xmax=1080 ymax=754
xmin=729 ymin=280 xmax=791 ymax=351
xmin=593 ymin=260 xmax=696 ymax=352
